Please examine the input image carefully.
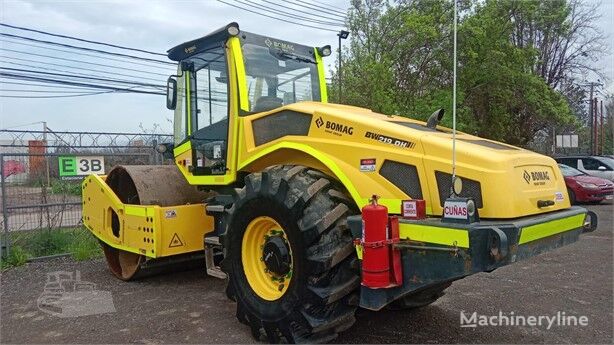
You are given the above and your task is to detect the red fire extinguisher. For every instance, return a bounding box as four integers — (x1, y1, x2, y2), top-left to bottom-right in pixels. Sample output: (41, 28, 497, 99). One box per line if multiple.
(361, 195, 392, 288)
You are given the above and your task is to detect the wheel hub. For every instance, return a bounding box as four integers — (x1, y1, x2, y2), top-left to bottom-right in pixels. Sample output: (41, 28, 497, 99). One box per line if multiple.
(242, 216, 293, 301)
(263, 236, 291, 275)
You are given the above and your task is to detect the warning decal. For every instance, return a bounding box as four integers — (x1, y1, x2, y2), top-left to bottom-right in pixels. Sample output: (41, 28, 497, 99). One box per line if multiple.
(169, 233, 184, 248)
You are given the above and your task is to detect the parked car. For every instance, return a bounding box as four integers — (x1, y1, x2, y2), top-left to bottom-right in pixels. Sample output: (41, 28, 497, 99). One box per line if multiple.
(554, 156, 614, 181)
(558, 163, 614, 204)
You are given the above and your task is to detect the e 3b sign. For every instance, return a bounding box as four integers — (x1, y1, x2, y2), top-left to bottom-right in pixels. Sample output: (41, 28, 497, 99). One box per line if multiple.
(59, 156, 105, 179)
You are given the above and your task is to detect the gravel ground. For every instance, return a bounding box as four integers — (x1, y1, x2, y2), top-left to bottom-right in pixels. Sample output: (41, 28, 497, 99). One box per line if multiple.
(1, 203, 612, 344)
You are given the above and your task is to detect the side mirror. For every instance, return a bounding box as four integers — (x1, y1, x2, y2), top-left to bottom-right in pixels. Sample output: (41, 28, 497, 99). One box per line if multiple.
(598, 166, 607, 171)
(426, 108, 445, 129)
(166, 77, 177, 110)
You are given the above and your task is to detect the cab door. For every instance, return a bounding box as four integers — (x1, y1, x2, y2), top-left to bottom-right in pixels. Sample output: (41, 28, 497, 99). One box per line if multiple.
(172, 41, 241, 186)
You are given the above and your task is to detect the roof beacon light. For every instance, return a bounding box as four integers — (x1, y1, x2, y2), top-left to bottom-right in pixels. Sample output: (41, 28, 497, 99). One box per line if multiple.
(320, 45, 332, 57)
(227, 25, 240, 36)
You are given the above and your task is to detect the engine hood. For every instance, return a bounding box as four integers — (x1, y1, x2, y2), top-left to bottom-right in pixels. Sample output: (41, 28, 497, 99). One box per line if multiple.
(256, 102, 571, 218)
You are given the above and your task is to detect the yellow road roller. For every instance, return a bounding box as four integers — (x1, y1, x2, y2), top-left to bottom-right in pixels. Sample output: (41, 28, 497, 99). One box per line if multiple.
(82, 22, 597, 343)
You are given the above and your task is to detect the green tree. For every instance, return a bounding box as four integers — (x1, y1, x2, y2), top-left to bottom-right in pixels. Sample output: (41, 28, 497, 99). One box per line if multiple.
(459, 0, 576, 144)
(332, 0, 604, 150)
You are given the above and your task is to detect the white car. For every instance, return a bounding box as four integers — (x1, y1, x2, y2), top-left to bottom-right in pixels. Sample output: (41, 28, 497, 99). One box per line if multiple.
(555, 156, 614, 181)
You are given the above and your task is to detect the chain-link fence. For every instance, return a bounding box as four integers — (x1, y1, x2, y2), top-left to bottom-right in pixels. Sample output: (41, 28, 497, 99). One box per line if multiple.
(0, 129, 172, 262)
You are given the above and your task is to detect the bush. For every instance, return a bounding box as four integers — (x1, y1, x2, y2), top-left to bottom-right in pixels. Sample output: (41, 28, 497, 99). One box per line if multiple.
(70, 237, 102, 261)
(1, 246, 29, 269)
(50, 180, 82, 196)
(3, 227, 102, 268)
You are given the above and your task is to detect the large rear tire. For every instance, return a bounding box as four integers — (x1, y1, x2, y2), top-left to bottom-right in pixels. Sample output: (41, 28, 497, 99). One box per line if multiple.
(222, 165, 359, 343)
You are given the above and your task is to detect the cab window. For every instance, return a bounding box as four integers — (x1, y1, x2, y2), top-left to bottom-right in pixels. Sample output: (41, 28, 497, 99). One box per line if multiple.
(173, 68, 187, 145)
(188, 46, 230, 175)
(242, 43, 320, 113)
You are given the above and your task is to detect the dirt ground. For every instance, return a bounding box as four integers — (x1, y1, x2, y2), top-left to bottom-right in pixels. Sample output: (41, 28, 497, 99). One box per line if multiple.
(1, 203, 612, 344)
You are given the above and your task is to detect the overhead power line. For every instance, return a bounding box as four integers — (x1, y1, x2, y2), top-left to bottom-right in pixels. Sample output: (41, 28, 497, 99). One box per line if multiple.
(0, 22, 167, 56)
(0, 37, 173, 70)
(1, 74, 158, 95)
(0, 32, 174, 65)
(0, 90, 117, 99)
(1, 57, 165, 82)
(239, 0, 345, 27)
(1, 72, 164, 95)
(216, 0, 339, 32)
(308, 0, 348, 14)
(1, 48, 170, 77)
(1, 89, 121, 94)
(1, 80, 102, 91)
(0, 67, 165, 90)
(265, 0, 347, 20)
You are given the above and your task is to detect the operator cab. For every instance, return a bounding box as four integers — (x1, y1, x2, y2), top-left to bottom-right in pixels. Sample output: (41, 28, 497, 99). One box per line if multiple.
(164, 23, 330, 181)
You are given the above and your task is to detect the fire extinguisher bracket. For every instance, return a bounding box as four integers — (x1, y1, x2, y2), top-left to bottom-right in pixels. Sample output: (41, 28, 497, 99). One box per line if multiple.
(360, 198, 403, 289)
(354, 238, 399, 248)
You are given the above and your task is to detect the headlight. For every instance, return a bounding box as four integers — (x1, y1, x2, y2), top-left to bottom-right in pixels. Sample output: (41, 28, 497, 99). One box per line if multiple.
(577, 181, 599, 189)
(453, 176, 463, 195)
(319, 45, 332, 57)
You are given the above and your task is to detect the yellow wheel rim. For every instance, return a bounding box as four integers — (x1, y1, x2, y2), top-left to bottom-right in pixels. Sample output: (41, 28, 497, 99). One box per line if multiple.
(242, 216, 293, 301)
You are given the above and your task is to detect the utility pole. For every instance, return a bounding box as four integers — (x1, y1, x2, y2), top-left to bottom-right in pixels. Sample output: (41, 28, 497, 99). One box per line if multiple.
(589, 87, 594, 154)
(43, 121, 50, 187)
(592, 97, 599, 155)
(601, 100, 604, 155)
(581, 81, 602, 154)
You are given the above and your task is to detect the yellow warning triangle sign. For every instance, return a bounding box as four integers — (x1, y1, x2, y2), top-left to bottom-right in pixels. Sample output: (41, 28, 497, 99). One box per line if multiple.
(169, 233, 184, 248)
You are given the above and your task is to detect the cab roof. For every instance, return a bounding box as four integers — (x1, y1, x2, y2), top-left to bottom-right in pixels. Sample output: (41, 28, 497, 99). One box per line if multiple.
(167, 22, 239, 62)
(166, 22, 320, 63)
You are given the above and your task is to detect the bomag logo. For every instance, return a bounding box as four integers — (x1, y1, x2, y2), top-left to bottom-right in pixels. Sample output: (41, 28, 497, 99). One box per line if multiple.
(264, 38, 295, 52)
(523, 170, 550, 185)
(315, 117, 353, 136)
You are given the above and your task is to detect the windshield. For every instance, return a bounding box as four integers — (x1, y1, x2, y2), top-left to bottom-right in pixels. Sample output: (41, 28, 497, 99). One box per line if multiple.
(241, 41, 321, 113)
(559, 164, 584, 177)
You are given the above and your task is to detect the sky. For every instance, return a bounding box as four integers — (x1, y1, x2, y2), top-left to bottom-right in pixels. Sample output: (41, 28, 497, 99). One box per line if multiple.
(0, 0, 612, 135)
(0, 0, 349, 134)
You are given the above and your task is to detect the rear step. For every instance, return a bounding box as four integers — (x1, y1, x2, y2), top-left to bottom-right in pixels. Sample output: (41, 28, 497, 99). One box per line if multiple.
(204, 198, 234, 279)
(204, 236, 226, 279)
